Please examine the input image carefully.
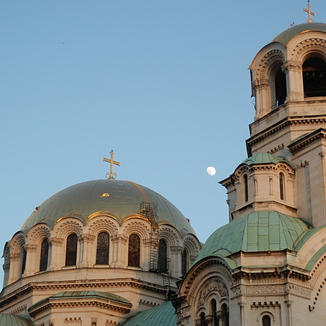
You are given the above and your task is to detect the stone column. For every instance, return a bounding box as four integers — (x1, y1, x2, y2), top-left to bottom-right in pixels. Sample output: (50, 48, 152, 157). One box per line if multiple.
(283, 60, 303, 101)
(171, 246, 183, 276)
(48, 237, 64, 270)
(112, 234, 127, 268)
(253, 79, 269, 119)
(79, 234, 95, 267)
(23, 244, 37, 276)
(8, 252, 20, 284)
(205, 314, 214, 326)
(285, 300, 293, 326)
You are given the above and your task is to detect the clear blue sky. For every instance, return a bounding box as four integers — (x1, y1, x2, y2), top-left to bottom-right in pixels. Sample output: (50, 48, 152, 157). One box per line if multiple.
(1, 0, 325, 284)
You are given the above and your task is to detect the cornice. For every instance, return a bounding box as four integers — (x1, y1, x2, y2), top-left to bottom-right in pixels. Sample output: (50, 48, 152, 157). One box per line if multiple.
(288, 128, 326, 155)
(0, 278, 167, 309)
(28, 299, 131, 318)
(247, 116, 326, 151)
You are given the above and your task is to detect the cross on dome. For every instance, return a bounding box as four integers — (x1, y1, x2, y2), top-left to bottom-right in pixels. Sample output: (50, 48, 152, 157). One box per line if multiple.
(303, 0, 315, 23)
(103, 150, 120, 179)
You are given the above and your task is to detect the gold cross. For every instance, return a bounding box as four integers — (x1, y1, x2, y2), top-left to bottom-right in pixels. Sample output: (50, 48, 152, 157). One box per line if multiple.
(303, 0, 315, 23)
(103, 150, 120, 179)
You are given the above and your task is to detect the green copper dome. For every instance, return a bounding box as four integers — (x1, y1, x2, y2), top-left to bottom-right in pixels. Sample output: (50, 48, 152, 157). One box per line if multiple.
(120, 301, 176, 326)
(0, 314, 34, 326)
(273, 22, 326, 45)
(194, 211, 312, 266)
(21, 179, 195, 235)
(241, 153, 294, 168)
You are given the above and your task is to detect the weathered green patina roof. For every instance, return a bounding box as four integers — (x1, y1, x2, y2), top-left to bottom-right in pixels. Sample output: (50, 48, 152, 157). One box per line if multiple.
(0, 314, 34, 326)
(29, 291, 132, 311)
(20, 179, 194, 235)
(194, 211, 312, 267)
(273, 22, 326, 45)
(241, 153, 294, 169)
(120, 301, 176, 326)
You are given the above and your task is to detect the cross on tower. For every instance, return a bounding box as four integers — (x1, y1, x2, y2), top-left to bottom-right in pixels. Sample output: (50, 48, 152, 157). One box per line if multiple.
(303, 0, 316, 23)
(103, 150, 120, 179)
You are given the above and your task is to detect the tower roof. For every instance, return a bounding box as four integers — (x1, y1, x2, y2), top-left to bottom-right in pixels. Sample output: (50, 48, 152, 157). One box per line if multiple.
(0, 314, 35, 326)
(272, 22, 326, 45)
(20, 179, 195, 235)
(194, 211, 313, 265)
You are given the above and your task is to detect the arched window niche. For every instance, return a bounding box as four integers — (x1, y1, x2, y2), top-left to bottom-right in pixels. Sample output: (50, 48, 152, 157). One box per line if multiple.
(279, 172, 285, 201)
(128, 234, 140, 267)
(303, 56, 326, 97)
(181, 248, 188, 276)
(269, 62, 287, 108)
(210, 299, 218, 326)
(21, 247, 27, 276)
(65, 233, 78, 267)
(158, 239, 168, 273)
(262, 315, 271, 326)
(243, 174, 249, 203)
(39, 238, 49, 272)
(96, 232, 110, 265)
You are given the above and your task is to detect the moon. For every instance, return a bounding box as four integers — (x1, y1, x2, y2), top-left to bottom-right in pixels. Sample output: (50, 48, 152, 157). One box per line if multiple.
(206, 166, 216, 176)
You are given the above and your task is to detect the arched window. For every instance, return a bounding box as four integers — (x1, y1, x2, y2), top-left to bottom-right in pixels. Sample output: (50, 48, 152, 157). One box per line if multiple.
(303, 57, 326, 97)
(275, 67, 287, 106)
(199, 312, 207, 326)
(21, 247, 26, 276)
(181, 248, 188, 276)
(65, 233, 78, 266)
(158, 239, 167, 273)
(210, 299, 218, 326)
(279, 172, 285, 200)
(96, 232, 110, 265)
(39, 238, 49, 271)
(221, 303, 229, 326)
(243, 174, 249, 202)
(262, 315, 271, 326)
(128, 234, 140, 267)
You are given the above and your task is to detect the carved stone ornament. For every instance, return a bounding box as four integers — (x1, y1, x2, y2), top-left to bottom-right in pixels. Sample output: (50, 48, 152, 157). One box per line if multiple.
(197, 280, 228, 308)
(292, 38, 326, 61)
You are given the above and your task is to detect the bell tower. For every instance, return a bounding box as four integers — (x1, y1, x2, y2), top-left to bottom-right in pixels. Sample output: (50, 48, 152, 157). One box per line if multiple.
(222, 19, 326, 228)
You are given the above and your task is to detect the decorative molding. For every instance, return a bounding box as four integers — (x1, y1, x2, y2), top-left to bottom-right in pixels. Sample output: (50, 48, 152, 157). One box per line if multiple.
(122, 220, 151, 239)
(8, 304, 27, 315)
(268, 143, 284, 154)
(197, 279, 229, 308)
(159, 227, 180, 246)
(186, 259, 233, 297)
(291, 38, 326, 61)
(139, 299, 159, 307)
(255, 49, 285, 80)
(9, 233, 25, 253)
(27, 225, 51, 244)
(64, 317, 81, 323)
(283, 60, 301, 72)
(289, 129, 326, 155)
(251, 301, 280, 308)
(54, 219, 83, 239)
(248, 117, 326, 149)
(88, 218, 119, 237)
(308, 277, 326, 311)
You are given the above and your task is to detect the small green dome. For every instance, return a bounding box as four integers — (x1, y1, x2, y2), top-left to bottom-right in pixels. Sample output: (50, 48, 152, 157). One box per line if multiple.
(241, 153, 293, 168)
(194, 211, 312, 266)
(120, 301, 176, 326)
(20, 179, 194, 235)
(273, 22, 326, 45)
(0, 314, 34, 326)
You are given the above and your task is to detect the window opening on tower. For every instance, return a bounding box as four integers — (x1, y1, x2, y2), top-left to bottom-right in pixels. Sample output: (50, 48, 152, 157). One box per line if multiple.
(303, 57, 326, 97)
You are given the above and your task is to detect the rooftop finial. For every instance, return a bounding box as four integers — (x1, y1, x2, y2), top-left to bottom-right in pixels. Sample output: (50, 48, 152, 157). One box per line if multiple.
(103, 150, 120, 179)
(304, 0, 316, 23)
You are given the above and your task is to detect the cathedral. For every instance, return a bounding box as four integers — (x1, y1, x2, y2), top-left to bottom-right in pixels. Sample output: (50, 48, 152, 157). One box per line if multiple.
(3, 8, 326, 326)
